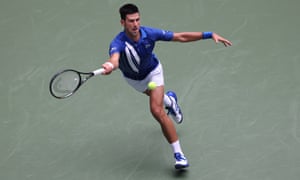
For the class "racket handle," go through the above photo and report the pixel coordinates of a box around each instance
[93,68,105,76]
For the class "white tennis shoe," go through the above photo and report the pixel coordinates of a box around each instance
[174,152,189,169]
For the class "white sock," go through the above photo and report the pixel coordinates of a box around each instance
[164,94,172,107]
[171,140,183,154]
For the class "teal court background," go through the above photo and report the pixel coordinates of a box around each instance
[1,0,300,180]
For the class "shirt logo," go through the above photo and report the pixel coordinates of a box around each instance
[110,47,117,53]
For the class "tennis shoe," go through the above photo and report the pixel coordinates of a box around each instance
[166,91,183,124]
[174,152,189,169]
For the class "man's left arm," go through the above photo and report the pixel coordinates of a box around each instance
[172,32,232,47]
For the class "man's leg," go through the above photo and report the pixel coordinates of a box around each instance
[145,86,178,143]
[145,86,189,169]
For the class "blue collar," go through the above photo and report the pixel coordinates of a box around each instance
[124,27,147,44]
[140,27,147,39]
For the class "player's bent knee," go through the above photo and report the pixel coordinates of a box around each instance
[150,106,165,120]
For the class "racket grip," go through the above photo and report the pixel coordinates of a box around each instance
[93,68,105,76]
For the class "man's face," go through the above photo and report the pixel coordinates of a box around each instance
[121,12,140,39]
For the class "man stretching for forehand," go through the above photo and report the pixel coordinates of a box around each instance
[101,3,232,169]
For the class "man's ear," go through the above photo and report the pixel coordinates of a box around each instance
[120,19,125,26]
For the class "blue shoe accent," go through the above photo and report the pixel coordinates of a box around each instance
[166,91,183,124]
[166,91,177,102]
[174,153,189,169]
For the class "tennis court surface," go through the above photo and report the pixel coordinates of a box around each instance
[1,0,299,180]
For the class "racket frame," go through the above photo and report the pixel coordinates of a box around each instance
[49,69,94,99]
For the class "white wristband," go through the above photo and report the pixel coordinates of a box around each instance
[104,62,114,70]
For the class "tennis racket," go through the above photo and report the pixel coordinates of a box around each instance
[49,68,104,99]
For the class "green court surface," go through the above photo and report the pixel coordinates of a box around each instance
[1,0,300,180]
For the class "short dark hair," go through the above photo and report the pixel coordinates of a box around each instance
[119,3,139,20]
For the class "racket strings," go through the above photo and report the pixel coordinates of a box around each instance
[50,71,81,98]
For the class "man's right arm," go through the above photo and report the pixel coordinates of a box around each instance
[102,53,120,75]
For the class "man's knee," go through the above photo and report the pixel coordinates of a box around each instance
[150,106,165,119]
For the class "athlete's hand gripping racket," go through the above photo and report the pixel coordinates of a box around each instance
[49,68,104,99]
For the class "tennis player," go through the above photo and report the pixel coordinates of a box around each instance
[101,3,232,169]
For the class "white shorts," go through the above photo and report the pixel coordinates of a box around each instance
[124,63,164,93]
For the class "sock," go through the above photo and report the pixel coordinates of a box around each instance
[164,94,172,107]
[171,140,183,154]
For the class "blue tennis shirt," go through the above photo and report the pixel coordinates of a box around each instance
[109,26,174,80]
